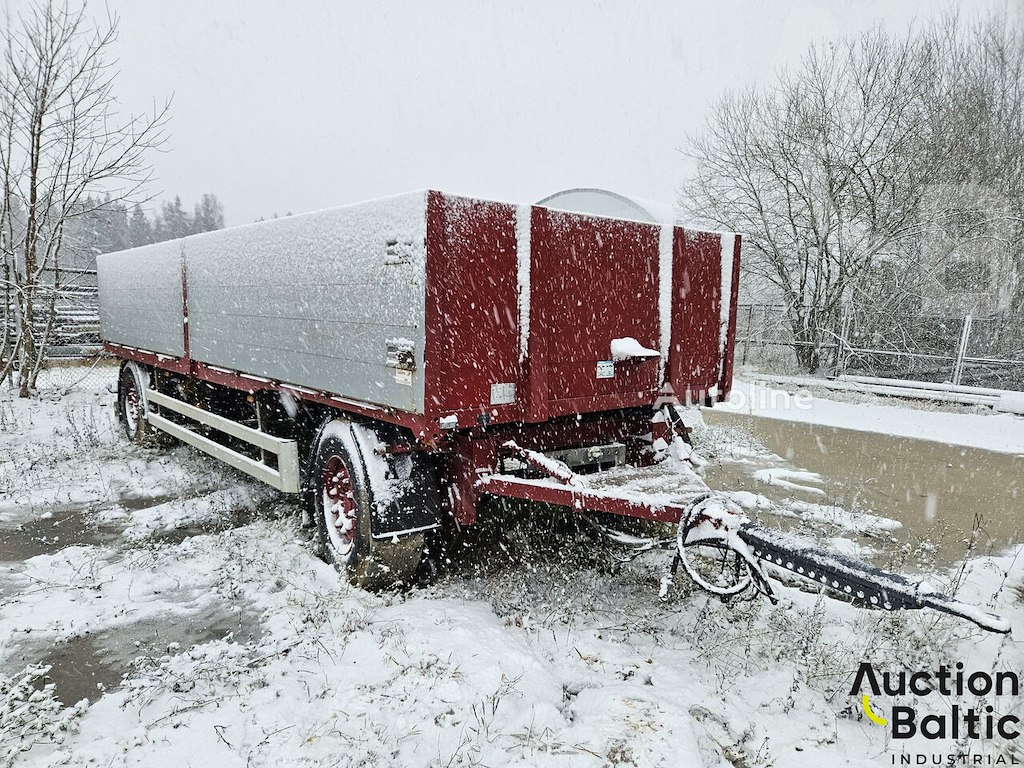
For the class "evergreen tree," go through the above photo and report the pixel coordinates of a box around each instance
[128,205,152,247]
[100,195,129,254]
[192,193,224,234]
[160,196,190,240]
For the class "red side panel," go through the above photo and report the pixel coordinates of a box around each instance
[531,209,663,419]
[670,229,721,402]
[718,234,742,402]
[424,192,522,426]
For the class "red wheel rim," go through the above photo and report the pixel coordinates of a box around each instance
[322,454,357,559]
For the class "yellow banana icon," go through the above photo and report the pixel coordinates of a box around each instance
[862,695,888,726]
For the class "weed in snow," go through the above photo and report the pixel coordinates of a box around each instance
[0,665,86,768]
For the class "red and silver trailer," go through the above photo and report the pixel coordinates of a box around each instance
[97,189,1008,633]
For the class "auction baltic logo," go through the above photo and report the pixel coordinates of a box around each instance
[851,662,1022,765]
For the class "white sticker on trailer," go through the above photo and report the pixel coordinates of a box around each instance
[490,382,517,405]
[395,369,413,386]
[596,360,615,379]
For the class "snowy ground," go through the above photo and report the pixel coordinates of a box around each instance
[2,369,1023,767]
[720,377,1024,455]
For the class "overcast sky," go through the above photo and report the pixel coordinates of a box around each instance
[4,0,1015,225]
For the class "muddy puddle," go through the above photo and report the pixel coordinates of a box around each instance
[0,494,177,561]
[0,508,123,561]
[0,490,265,563]
[0,486,269,707]
[703,410,1024,565]
[6,605,262,707]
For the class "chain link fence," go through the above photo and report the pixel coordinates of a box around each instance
[736,303,1024,391]
[34,356,118,392]
[2,267,111,394]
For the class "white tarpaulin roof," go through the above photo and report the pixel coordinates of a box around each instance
[536,188,676,225]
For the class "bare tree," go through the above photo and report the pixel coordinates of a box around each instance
[682,14,1024,374]
[682,28,931,372]
[943,15,1024,316]
[0,1,169,396]
[833,15,1024,377]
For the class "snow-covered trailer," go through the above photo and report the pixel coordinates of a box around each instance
[100,190,738,433]
[98,190,1008,633]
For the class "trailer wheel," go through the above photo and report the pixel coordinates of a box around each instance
[117,362,152,444]
[312,420,423,589]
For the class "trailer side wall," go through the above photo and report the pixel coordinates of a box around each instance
[183,192,428,413]
[98,240,186,357]
[424,193,522,426]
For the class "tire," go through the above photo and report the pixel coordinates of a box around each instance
[311,419,424,589]
[117,362,152,444]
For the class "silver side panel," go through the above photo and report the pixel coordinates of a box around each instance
[184,192,428,413]
[97,240,185,357]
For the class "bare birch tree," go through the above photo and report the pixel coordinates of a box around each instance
[0,1,169,396]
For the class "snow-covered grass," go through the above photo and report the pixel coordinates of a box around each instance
[2,372,1023,766]
[0,368,244,525]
